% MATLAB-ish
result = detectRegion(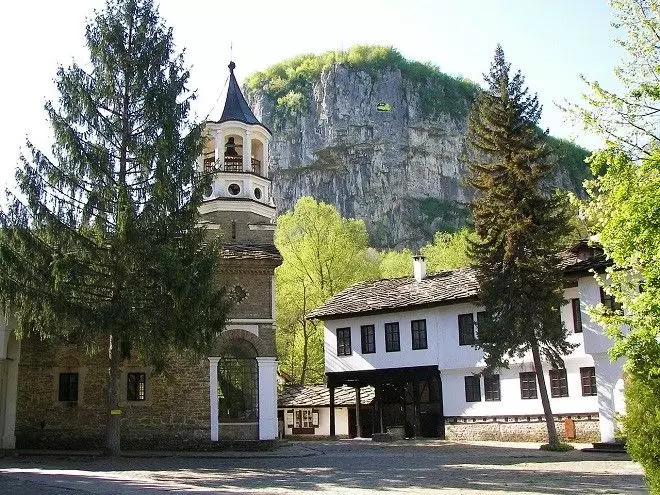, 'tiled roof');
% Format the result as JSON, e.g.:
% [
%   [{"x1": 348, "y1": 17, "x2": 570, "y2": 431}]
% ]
[
  {"x1": 278, "y1": 384, "x2": 374, "y2": 407},
  {"x1": 211, "y1": 61, "x2": 270, "y2": 134},
  {"x1": 308, "y1": 267, "x2": 480, "y2": 320},
  {"x1": 308, "y1": 245, "x2": 610, "y2": 321},
  {"x1": 557, "y1": 243, "x2": 610, "y2": 274},
  {"x1": 221, "y1": 242, "x2": 281, "y2": 261}
]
